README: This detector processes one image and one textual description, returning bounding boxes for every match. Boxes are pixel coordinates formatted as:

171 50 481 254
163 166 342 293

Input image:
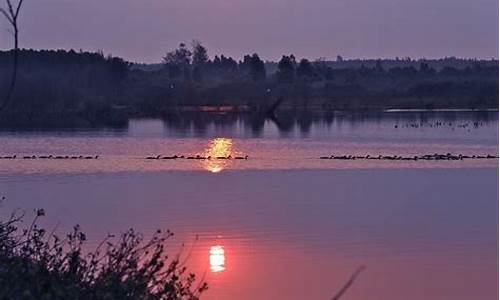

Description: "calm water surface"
0 112 498 300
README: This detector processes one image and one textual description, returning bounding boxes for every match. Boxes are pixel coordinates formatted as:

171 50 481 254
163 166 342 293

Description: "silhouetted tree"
0 49 129 123
163 43 192 80
191 40 208 67
0 0 25 110
212 55 238 73
374 59 384 73
192 40 208 82
209 54 238 82
277 55 296 83
241 54 266 82
0 48 498 128
313 60 334 81
297 58 315 80
419 62 436 76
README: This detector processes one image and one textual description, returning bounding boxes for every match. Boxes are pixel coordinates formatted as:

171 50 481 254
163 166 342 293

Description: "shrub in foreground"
0 209 207 300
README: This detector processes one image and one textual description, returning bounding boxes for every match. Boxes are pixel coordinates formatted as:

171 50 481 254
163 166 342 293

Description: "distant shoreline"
0 49 498 129
383 108 499 113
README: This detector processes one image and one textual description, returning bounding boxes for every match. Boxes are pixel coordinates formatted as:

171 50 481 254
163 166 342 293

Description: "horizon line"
1 46 498 64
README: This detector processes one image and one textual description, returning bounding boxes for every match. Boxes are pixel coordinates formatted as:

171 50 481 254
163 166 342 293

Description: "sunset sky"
1 0 498 62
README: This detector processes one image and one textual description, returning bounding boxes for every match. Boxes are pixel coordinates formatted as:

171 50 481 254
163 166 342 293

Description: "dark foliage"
277 55 297 83
240 54 266 82
0 45 498 128
0 209 207 300
0 49 129 128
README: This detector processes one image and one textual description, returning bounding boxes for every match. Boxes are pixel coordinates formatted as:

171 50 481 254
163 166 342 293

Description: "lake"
0 111 498 300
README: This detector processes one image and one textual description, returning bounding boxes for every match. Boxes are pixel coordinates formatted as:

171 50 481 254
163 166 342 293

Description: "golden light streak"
201 138 234 173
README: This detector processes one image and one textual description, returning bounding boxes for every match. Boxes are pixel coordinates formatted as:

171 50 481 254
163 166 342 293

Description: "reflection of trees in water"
163 112 240 136
160 110 497 137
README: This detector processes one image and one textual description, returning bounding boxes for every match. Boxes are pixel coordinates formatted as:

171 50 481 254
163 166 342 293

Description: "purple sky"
1 0 498 63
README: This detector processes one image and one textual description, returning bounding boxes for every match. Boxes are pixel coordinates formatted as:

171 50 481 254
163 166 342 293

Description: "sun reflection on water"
209 245 226 273
201 138 234 173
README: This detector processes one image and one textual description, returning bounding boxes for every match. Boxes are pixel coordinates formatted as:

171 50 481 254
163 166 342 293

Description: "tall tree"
0 0 25 110
191 40 208 82
241 54 266 82
297 58 315 79
277 55 296 83
191 40 208 67
163 43 192 79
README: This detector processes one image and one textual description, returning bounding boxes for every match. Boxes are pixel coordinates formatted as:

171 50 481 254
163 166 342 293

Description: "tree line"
0 42 498 128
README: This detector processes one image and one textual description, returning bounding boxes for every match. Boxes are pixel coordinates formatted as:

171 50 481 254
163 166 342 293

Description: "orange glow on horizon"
209 245 226 272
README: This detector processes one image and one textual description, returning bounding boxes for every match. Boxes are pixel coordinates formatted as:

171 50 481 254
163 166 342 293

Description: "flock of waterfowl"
0 155 99 159
394 121 486 130
0 154 248 160
319 153 498 161
1 153 497 162
145 155 249 160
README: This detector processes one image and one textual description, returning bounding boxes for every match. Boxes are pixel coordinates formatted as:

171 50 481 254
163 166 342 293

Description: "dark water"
0 111 498 300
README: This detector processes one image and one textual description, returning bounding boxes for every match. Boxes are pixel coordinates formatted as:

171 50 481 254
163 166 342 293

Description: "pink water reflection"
0 136 497 175
200 138 235 173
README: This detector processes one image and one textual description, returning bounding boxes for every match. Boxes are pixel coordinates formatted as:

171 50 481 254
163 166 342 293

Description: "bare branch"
0 7 13 24
5 0 14 19
14 0 23 18
0 0 24 111
331 266 366 300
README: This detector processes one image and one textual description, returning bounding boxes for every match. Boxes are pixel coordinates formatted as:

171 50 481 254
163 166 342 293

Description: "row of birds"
0 155 99 159
1 153 497 161
320 153 498 160
394 121 485 129
145 155 249 160
0 154 248 160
